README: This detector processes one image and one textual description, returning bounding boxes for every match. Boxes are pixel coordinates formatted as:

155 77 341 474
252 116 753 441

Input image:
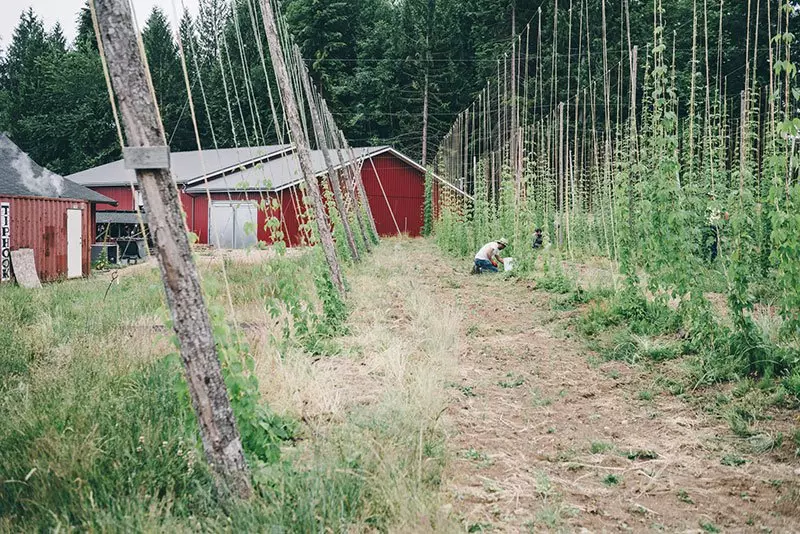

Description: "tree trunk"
91 0 251 498
259 0 345 294
295 44 359 262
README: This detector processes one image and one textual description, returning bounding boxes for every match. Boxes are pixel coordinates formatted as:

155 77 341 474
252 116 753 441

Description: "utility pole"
91 0 251 498
259 0 345 294
421 0 435 167
295 44 359 262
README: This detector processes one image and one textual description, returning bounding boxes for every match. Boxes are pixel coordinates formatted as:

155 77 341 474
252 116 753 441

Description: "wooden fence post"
294 44 360 262
91 0 251 498
259 0 345 294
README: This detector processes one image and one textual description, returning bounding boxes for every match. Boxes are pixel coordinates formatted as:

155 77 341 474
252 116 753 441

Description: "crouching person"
472 238 508 274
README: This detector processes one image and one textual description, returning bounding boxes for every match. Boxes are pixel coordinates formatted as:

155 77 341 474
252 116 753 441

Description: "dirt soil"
397 241 799 533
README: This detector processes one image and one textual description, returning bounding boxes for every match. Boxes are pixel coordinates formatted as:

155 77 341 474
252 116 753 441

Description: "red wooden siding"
92 186 134 210
361 154 425 237
87 151 431 247
0 196 92 282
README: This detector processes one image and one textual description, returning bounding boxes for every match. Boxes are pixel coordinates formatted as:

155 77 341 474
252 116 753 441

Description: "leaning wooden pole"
91 0 252 498
343 133 381 240
295 45 360 262
324 107 372 252
259 0 344 294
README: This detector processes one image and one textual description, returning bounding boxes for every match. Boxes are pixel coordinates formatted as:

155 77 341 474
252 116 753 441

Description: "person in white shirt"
472 238 508 273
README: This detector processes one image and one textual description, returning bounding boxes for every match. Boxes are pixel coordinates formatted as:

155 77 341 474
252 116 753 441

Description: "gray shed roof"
0 134 115 204
66 144 292 187
96 211 148 225
185 146 390 193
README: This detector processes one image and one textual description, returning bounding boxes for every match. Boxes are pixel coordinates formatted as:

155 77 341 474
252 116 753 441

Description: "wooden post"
324 112 371 253
259 0 345 294
295 45 359 262
422 71 429 167
91 0 251 498
343 134 381 240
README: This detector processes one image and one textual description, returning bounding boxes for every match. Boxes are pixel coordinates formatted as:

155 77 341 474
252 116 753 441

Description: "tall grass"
1 242 457 530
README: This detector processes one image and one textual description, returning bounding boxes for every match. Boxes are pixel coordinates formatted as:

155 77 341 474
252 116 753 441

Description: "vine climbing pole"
259 0 345 294
322 100 372 252
91 0 252 498
294 44 360 262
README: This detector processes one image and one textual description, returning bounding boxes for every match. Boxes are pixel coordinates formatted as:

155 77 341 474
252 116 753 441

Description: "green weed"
721 454 747 467
535 271 575 294
462 448 490 463
626 449 659 460
677 489 694 504
590 441 614 454
498 373 525 388
700 520 720 533
448 382 477 397
726 409 755 438
532 504 578 529
602 474 621 486
638 390 654 401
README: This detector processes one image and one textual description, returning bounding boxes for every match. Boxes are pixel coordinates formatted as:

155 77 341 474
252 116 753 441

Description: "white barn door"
66 209 83 278
209 201 257 249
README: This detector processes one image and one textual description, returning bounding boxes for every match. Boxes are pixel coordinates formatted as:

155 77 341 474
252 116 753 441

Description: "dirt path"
402 241 797 533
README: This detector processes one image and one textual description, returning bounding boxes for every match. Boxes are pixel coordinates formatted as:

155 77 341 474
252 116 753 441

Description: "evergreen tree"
142 7 194 150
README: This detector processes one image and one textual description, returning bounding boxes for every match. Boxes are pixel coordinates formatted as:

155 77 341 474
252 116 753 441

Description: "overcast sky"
1 0 200 48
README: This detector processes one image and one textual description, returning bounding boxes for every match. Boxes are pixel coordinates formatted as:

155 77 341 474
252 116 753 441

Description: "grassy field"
0 242 459 531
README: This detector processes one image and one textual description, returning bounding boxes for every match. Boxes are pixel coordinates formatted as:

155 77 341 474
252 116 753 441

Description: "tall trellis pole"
90 0 252 498
294 44 360 262
259 0 345 294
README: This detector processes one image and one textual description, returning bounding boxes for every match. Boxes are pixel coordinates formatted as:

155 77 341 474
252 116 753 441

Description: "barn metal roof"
0 134 115 204
184 145 474 200
65 144 293 187
185 146 391 193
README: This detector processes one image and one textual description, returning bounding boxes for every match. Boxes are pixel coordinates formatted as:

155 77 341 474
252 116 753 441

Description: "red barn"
67 145 466 249
0 134 115 282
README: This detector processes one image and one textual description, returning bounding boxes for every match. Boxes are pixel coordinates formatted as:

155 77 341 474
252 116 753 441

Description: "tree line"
0 0 770 176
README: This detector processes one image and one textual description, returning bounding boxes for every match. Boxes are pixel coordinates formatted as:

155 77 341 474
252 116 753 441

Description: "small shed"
0 134 115 282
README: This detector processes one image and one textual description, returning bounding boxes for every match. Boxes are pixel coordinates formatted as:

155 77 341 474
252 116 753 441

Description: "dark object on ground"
532 228 543 249
702 225 719 262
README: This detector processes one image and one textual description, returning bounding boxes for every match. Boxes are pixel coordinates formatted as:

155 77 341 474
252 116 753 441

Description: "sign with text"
1 202 10 282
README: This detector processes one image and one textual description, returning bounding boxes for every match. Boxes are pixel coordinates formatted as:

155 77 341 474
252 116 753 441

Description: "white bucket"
503 257 514 272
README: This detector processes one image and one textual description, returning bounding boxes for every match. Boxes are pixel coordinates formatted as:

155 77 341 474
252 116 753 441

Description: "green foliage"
498 373 525 388
206 307 296 464
535 260 576 294
590 441 613 454
422 171 434 236
0 354 212 530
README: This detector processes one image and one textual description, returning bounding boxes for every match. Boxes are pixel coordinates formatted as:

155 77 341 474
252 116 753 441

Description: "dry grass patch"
255 239 462 530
